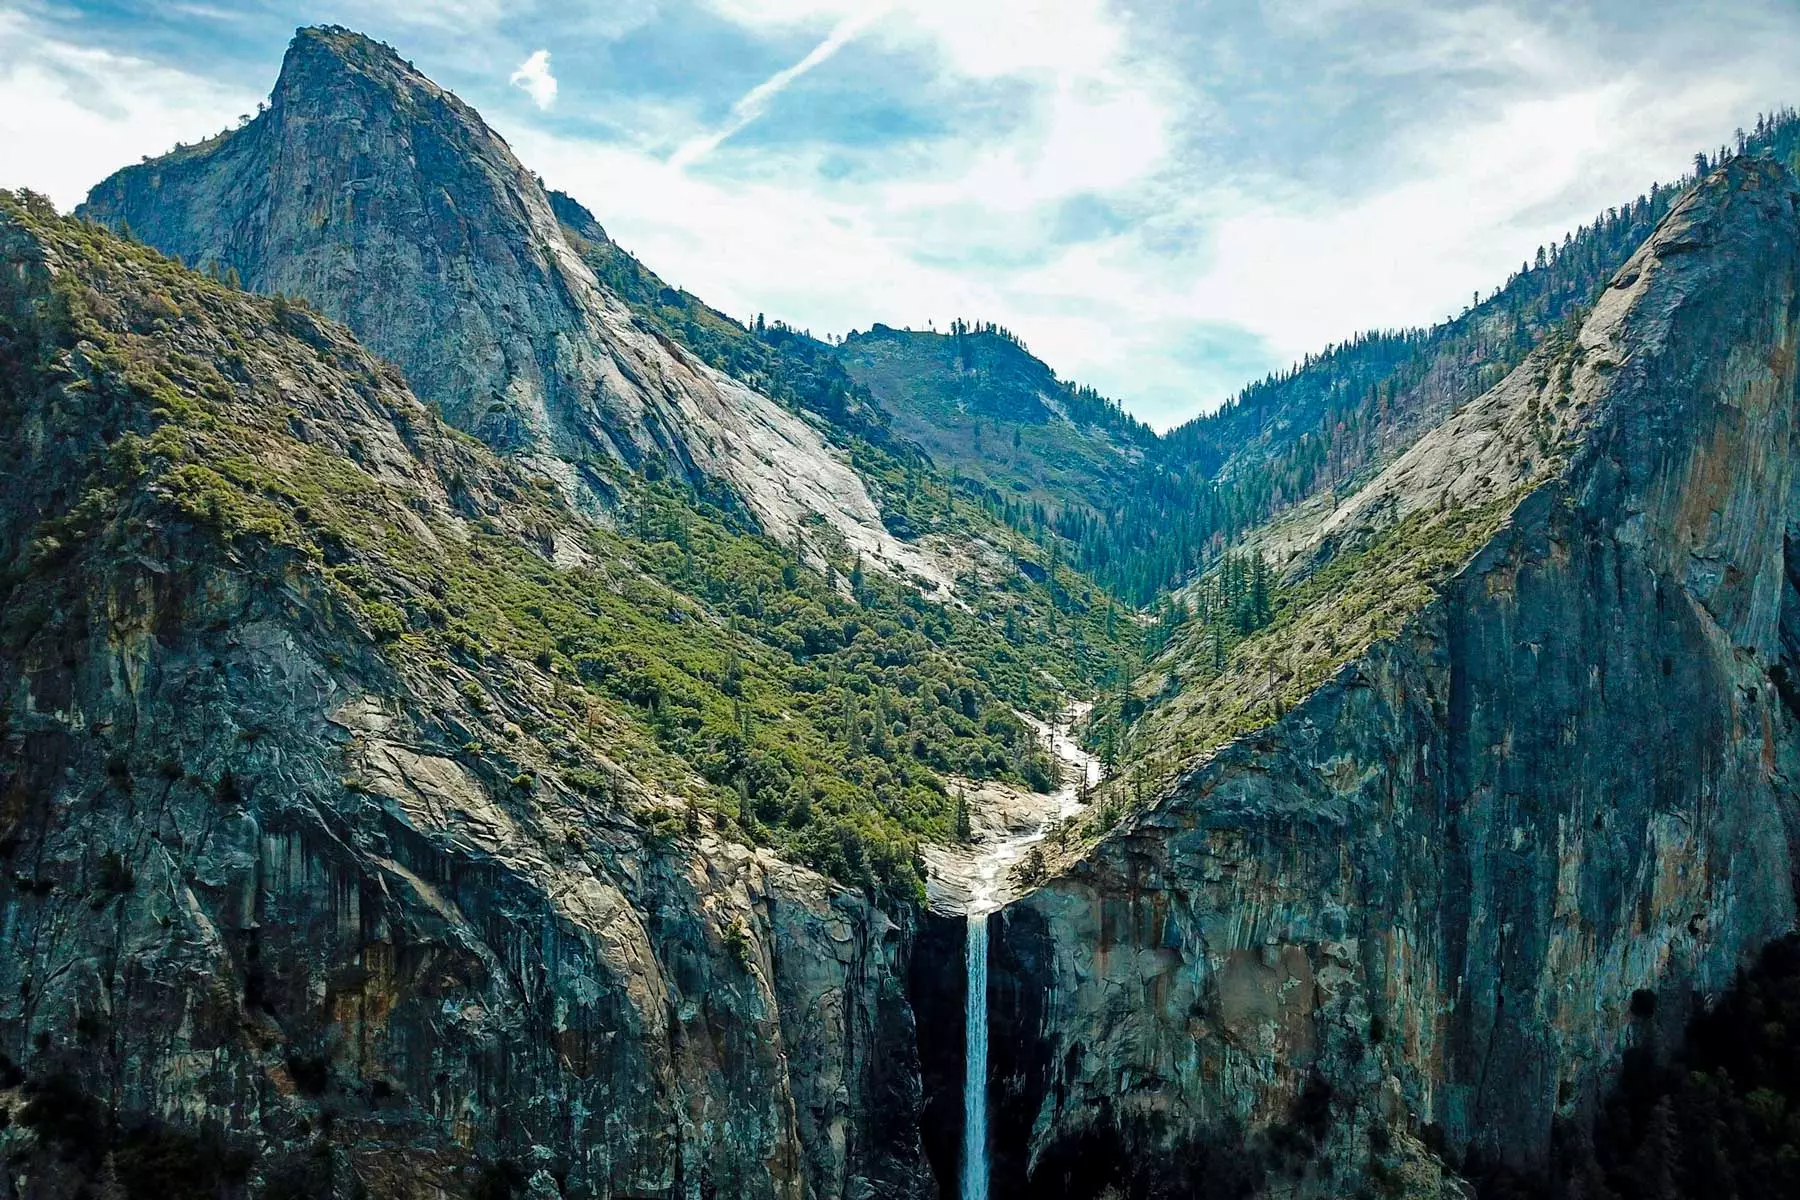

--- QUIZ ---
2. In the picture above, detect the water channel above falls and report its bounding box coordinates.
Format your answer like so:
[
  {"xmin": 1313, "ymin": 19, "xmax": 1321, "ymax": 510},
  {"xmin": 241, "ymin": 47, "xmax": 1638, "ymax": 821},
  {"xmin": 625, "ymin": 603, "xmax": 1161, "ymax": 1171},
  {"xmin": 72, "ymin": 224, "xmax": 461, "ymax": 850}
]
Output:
[{"xmin": 915, "ymin": 703, "xmax": 1102, "ymax": 1200}]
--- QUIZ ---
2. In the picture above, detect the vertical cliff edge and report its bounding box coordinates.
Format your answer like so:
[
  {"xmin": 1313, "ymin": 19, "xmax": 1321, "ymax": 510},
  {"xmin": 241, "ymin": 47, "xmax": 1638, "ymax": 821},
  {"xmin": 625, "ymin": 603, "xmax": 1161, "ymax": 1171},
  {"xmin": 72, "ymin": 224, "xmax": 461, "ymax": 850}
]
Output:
[
  {"xmin": 0, "ymin": 193, "xmax": 928, "ymax": 1199},
  {"xmin": 990, "ymin": 157, "xmax": 1800, "ymax": 1196}
]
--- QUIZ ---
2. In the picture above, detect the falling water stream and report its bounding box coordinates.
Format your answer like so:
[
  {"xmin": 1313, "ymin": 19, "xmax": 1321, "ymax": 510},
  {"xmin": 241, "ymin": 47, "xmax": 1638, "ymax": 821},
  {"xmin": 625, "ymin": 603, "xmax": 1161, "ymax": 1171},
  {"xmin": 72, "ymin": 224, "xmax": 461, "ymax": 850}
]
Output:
[
  {"xmin": 954, "ymin": 703, "xmax": 1101, "ymax": 1200},
  {"xmin": 962, "ymin": 912, "xmax": 990, "ymax": 1200}
]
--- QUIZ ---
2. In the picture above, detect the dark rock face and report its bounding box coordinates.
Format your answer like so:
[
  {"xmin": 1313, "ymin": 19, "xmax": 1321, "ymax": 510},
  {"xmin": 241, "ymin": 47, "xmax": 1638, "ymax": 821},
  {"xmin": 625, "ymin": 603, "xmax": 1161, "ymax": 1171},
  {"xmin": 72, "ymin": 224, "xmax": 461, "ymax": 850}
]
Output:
[
  {"xmin": 991, "ymin": 159, "xmax": 1800, "ymax": 1196},
  {"xmin": 905, "ymin": 912, "xmax": 969, "ymax": 1196},
  {"xmin": 0, "ymin": 198, "xmax": 928, "ymax": 1199},
  {"xmin": 988, "ymin": 903, "xmax": 1056, "ymax": 1194}
]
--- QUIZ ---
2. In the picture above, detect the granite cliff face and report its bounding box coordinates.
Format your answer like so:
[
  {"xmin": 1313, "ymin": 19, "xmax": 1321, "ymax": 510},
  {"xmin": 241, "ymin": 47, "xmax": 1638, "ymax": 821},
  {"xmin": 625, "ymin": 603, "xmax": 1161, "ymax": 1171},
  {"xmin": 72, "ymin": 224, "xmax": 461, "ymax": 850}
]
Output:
[
  {"xmin": 9, "ymin": 20, "xmax": 1800, "ymax": 1199},
  {"xmin": 78, "ymin": 27, "xmax": 948, "ymax": 590},
  {"xmin": 0, "ymin": 194, "xmax": 927, "ymax": 1199},
  {"xmin": 987, "ymin": 158, "xmax": 1800, "ymax": 1196}
]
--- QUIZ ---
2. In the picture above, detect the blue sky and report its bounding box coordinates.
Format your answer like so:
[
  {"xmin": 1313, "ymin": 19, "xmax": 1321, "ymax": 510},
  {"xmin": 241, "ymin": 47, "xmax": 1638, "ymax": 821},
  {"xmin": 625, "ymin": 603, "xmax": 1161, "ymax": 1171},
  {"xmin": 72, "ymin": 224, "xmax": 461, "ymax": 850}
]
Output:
[{"xmin": 5, "ymin": 1, "xmax": 1799, "ymax": 428}]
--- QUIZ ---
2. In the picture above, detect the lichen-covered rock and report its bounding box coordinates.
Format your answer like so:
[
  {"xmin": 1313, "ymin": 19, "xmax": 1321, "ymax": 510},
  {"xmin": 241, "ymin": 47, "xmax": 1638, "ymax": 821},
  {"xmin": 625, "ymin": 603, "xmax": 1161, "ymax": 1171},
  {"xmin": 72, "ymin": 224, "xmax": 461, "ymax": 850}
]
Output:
[{"xmin": 989, "ymin": 157, "xmax": 1800, "ymax": 1195}]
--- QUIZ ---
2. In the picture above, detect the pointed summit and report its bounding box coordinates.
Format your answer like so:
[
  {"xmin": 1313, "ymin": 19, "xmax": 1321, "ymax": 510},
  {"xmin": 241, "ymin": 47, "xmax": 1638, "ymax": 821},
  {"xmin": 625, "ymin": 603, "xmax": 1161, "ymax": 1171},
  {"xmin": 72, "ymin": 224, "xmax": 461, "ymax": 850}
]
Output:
[
  {"xmin": 80, "ymin": 27, "xmax": 948, "ymax": 586},
  {"xmin": 276, "ymin": 24, "xmax": 405, "ymax": 79},
  {"xmin": 81, "ymin": 21, "xmax": 592, "ymax": 456}
]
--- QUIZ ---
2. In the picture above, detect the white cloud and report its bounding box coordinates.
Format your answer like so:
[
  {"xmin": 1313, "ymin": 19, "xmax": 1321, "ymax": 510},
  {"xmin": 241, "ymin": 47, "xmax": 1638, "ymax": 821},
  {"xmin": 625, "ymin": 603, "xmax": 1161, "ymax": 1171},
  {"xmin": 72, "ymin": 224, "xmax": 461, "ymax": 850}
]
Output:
[
  {"xmin": 508, "ymin": 0, "xmax": 1180, "ymax": 368},
  {"xmin": 702, "ymin": 0, "xmax": 1127, "ymax": 78},
  {"xmin": 0, "ymin": 10, "xmax": 256, "ymax": 212},
  {"xmin": 1162, "ymin": 43, "xmax": 1777, "ymax": 368},
  {"xmin": 509, "ymin": 49, "xmax": 558, "ymax": 109}
]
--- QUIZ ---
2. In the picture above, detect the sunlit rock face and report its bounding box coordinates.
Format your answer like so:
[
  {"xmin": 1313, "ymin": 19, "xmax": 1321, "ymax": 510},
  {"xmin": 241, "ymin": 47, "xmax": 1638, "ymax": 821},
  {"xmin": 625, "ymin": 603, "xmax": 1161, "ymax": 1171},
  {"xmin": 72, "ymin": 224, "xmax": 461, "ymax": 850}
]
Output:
[
  {"xmin": 79, "ymin": 26, "xmax": 950, "ymax": 590},
  {"xmin": 990, "ymin": 158, "xmax": 1800, "ymax": 1197}
]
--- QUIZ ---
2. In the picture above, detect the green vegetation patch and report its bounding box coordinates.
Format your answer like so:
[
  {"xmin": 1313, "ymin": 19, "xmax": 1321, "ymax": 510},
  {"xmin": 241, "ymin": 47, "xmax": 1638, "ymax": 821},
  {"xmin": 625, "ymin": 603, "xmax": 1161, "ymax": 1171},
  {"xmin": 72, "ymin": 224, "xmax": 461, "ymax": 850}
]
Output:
[
  {"xmin": 1077, "ymin": 489, "xmax": 1528, "ymax": 840},
  {"xmin": 0, "ymin": 190, "xmax": 1133, "ymax": 901}
]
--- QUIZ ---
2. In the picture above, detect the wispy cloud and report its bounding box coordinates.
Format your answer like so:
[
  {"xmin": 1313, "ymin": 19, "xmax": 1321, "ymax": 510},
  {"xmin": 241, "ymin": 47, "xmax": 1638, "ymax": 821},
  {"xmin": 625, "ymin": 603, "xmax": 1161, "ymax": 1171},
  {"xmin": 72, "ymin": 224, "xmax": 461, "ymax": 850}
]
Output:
[
  {"xmin": 9, "ymin": 0, "xmax": 1800, "ymax": 428},
  {"xmin": 669, "ymin": 6, "xmax": 890, "ymax": 168},
  {"xmin": 0, "ymin": 9, "xmax": 256, "ymax": 211},
  {"xmin": 509, "ymin": 49, "xmax": 558, "ymax": 109}
]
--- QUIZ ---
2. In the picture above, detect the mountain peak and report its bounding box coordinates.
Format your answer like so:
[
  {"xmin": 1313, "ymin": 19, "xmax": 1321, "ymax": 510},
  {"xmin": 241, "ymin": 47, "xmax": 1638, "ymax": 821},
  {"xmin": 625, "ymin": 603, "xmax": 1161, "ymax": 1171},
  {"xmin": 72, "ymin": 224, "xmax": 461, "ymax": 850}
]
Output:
[
  {"xmin": 78, "ymin": 25, "xmax": 958, "ymax": 591},
  {"xmin": 278, "ymin": 24, "xmax": 417, "ymax": 90},
  {"xmin": 269, "ymin": 23, "xmax": 494, "ymax": 152},
  {"xmin": 548, "ymin": 189, "xmax": 609, "ymax": 243}
]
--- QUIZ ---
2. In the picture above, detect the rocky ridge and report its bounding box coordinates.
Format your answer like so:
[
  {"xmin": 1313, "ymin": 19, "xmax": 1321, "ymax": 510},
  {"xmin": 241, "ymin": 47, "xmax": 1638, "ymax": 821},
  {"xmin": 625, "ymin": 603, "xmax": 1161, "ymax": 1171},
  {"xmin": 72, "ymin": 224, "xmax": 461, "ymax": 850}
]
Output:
[
  {"xmin": 78, "ymin": 26, "xmax": 951, "ymax": 591},
  {"xmin": 987, "ymin": 157, "xmax": 1800, "ymax": 1195}
]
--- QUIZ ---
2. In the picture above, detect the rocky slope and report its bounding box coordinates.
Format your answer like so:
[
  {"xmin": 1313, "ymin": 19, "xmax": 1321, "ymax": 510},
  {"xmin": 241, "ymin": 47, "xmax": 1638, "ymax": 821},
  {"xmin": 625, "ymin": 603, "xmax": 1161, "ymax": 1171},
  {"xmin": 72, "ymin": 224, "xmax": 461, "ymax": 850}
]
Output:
[
  {"xmin": 0, "ymin": 192, "xmax": 930, "ymax": 1199},
  {"xmin": 77, "ymin": 26, "xmax": 949, "ymax": 590},
  {"xmin": 988, "ymin": 157, "xmax": 1800, "ymax": 1196}
]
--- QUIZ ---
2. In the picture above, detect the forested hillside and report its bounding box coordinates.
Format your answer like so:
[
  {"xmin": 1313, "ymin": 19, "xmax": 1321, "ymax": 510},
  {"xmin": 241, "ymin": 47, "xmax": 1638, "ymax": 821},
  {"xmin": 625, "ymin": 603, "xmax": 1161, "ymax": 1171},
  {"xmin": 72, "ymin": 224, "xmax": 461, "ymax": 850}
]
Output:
[
  {"xmin": 835, "ymin": 321, "xmax": 1155, "ymax": 518},
  {"xmin": 891, "ymin": 110, "xmax": 1800, "ymax": 605},
  {"xmin": 1, "ymin": 191, "xmax": 1128, "ymax": 906}
]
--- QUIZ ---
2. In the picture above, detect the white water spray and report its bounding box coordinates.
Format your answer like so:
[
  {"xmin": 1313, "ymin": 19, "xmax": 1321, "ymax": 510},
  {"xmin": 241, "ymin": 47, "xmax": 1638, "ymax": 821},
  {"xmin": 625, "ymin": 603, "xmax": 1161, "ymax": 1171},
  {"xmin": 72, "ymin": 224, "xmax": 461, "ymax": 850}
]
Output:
[{"xmin": 962, "ymin": 911, "xmax": 989, "ymax": 1200}]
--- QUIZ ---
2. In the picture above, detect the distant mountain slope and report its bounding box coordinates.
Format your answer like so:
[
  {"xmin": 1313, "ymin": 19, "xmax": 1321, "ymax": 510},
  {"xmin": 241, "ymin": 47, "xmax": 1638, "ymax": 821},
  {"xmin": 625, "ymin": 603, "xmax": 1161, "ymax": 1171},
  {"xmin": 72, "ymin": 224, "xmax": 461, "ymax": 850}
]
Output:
[
  {"xmin": 1063, "ymin": 109, "xmax": 1800, "ymax": 603},
  {"xmin": 835, "ymin": 322, "xmax": 1155, "ymax": 517},
  {"xmin": 77, "ymin": 26, "xmax": 945, "ymax": 588}
]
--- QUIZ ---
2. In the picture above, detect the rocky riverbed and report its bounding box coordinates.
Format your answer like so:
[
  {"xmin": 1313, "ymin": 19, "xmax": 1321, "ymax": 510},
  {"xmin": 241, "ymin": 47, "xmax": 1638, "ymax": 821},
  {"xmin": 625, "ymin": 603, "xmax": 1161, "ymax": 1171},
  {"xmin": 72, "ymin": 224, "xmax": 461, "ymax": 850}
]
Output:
[{"xmin": 920, "ymin": 702, "xmax": 1102, "ymax": 916}]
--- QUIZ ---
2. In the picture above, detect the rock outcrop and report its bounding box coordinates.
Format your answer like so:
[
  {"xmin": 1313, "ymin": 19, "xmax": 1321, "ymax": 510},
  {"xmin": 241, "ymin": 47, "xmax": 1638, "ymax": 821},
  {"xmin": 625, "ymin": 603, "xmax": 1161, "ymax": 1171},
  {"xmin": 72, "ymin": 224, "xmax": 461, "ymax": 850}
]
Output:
[
  {"xmin": 0, "ymin": 193, "xmax": 927, "ymax": 1199},
  {"xmin": 78, "ymin": 27, "xmax": 950, "ymax": 591},
  {"xmin": 989, "ymin": 158, "xmax": 1800, "ymax": 1195}
]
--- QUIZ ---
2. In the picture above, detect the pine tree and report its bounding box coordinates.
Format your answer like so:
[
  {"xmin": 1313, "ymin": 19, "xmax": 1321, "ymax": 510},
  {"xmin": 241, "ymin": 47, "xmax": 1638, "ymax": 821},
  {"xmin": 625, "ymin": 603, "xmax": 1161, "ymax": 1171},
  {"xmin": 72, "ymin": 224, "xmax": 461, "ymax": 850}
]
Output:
[{"xmin": 844, "ymin": 691, "xmax": 861, "ymax": 756}]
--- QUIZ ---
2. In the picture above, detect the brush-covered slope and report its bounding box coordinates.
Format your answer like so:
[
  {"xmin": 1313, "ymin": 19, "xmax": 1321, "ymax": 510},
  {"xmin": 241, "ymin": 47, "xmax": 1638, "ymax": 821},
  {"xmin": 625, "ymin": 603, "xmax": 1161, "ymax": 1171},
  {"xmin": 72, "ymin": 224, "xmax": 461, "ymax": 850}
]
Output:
[
  {"xmin": 77, "ymin": 26, "xmax": 943, "ymax": 587},
  {"xmin": 0, "ymin": 189, "xmax": 1126, "ymax": 1198},
  {"xmin": 835, "ymin": 322, "xmax": 1155, "ymax": 517},
  {"xmin": 987, "ymin": 157, "xmax": 1800, "ymax": 1197}
]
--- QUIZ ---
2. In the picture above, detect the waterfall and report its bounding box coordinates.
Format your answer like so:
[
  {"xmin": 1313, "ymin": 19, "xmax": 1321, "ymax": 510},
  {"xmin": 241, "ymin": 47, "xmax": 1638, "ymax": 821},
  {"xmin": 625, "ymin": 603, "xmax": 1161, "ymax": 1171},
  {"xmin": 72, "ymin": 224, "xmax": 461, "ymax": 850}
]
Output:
[
  {"xmin": 946, "ymin": 701, "xmax": 1097, "ymax": 1199},
  {"xmin": 962, "ymin": 911, "xmax": 989, "ymax": 1200}
]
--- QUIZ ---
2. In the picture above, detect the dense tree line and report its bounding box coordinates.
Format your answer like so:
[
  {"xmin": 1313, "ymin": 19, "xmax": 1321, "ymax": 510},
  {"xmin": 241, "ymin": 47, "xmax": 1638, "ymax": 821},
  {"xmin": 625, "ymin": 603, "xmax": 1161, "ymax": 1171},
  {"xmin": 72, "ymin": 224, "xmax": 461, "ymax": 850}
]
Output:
[{"xmin": 1468, "ymin": 934, "xmax": 1800, "ymax": 1199}]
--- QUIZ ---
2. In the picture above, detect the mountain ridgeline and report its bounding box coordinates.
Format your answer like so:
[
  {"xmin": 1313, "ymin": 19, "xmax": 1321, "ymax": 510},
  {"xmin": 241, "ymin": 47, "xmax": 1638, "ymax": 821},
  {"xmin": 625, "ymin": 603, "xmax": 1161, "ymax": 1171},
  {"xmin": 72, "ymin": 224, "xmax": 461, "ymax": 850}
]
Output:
[{"xmin": 2, "ymin": 20, "xmax": 1799, "ymax": 1200}]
